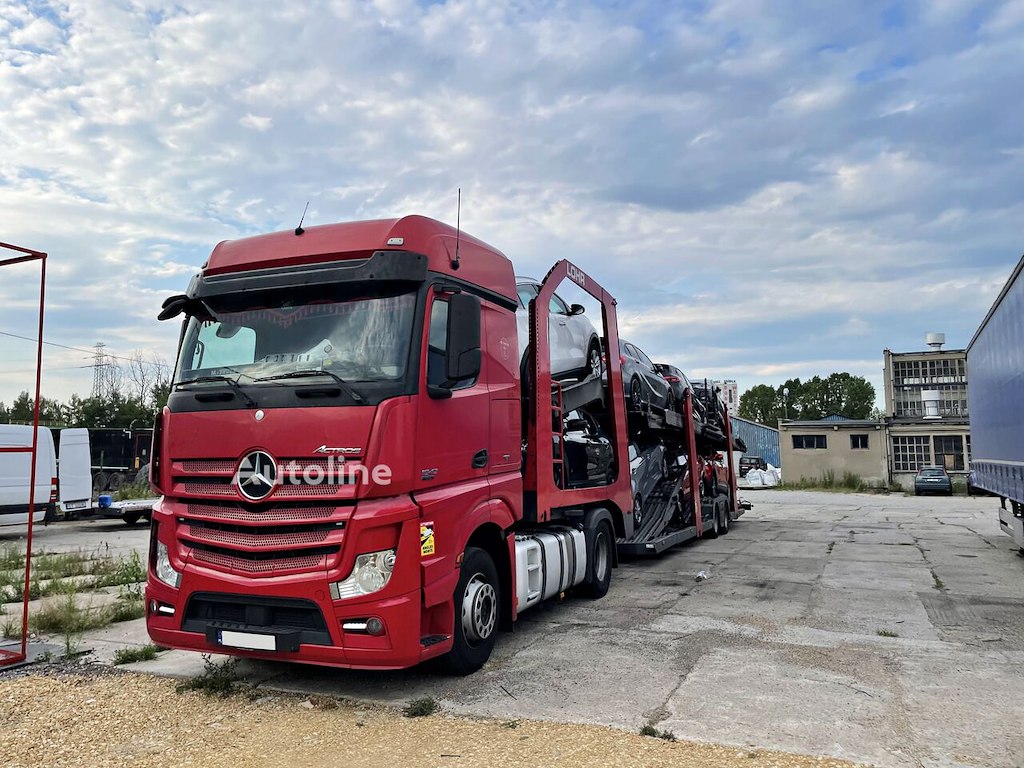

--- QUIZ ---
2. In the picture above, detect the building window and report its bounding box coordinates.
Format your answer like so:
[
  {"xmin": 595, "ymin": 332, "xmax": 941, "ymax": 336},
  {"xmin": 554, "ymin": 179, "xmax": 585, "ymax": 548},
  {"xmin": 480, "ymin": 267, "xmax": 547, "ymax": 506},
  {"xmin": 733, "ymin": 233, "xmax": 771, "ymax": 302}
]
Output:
[
  {"xmin": 792, "ymin": 435, "xmax": 827, "ymax": 449},
  {"xmin": 850, "ymin": 434, "xmax": 869, "ymax": 450},
  {"xmin": 933, "ymin": 435, "xmax": 965, "ymax": 471},
  {"xmin": 892, "ymin": 436, "xmax": 931, "ymax": 472}
]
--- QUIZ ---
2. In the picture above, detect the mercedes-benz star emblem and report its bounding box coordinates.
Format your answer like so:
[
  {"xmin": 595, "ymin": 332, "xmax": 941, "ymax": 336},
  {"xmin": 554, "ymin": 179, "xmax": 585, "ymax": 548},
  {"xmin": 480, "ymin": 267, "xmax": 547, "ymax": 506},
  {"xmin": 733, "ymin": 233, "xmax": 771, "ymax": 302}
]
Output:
[{"xmin": 235, "ymin": 450, "xmax": 277, "ymax": 501}]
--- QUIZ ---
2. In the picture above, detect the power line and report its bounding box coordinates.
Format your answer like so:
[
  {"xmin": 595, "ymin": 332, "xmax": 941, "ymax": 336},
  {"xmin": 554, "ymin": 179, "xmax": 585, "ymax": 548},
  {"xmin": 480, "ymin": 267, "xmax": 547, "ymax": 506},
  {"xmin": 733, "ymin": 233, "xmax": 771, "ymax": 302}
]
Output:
[{"xmin": 0, "ymin": 330, "xmax": 172, "ymax": 368}]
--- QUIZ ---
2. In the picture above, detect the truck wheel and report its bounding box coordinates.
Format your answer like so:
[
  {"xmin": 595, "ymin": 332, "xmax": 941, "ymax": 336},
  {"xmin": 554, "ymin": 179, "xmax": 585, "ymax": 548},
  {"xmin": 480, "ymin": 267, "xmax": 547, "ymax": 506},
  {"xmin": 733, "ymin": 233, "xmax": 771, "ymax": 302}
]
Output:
[
  {"xmin": 580, "ymin": 519, "xmax": 614, "ymax": 599},
  {"xmin": 107, "ymin": 472, "xmax": 126, "ymax": 491},
  {"xmin": 704, "ymin": 504, "xmax": 720, "ymax": 539},
  {"xmin": 122, "ymin": 513, "xmax": 140, "ymax": 526},
  {"xmin": 444, "ymin": 547, "xmax": 499, "ymax": 675},
  {"xmin": 632, "ymin": 496, "xmax": 643, "ymax": 528},
  {"xmin": 719, "ymin": 505, "xmax": 731, "ymax": 535},
  {"xmin": 93, "ymin": 472, "xmax": 109, "ymax": 493}
]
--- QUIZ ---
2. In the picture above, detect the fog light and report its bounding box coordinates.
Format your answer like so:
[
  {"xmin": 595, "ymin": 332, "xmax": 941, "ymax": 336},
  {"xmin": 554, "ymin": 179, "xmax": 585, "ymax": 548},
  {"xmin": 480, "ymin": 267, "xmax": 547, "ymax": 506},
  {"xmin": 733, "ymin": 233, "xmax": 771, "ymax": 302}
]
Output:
[
  {"xmin": 366, "ymin": 617, "xmax": 384, "ymax": 636},
  {"xmin": 149, "ymin": 599, "xmax": 158, "ymax": 614}
]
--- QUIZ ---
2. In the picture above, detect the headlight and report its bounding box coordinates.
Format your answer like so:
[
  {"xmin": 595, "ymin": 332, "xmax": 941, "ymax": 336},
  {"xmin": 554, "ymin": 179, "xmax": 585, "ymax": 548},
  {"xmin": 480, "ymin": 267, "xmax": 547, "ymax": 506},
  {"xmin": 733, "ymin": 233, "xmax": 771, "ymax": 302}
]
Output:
[
  {"xmin": 154, "ymin": 540, "xmax": 181, "ymax": 589},
  {"xmin": 330, "ymin": 549, "xmax": 396, "ymax": 600}
]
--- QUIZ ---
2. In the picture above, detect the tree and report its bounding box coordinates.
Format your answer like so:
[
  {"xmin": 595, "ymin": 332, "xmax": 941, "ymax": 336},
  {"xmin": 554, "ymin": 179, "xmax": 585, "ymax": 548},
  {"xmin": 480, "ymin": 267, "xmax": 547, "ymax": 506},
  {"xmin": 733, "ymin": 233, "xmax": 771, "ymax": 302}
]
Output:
[
  {"xmin": 739, "ymin": 373, "xmax": 877, "ymax": 423},
  {"xmin": 738, "ymin": 384, "xmax": 781, "ymax": 424}
]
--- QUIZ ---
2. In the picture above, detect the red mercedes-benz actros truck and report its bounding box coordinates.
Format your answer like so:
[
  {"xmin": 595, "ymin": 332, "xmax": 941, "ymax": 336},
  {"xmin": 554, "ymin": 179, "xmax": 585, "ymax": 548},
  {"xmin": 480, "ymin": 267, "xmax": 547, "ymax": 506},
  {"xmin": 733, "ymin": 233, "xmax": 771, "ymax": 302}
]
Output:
[{"xmin": 145, "ymin": 215, "xmax": 742, "ymax": 673}]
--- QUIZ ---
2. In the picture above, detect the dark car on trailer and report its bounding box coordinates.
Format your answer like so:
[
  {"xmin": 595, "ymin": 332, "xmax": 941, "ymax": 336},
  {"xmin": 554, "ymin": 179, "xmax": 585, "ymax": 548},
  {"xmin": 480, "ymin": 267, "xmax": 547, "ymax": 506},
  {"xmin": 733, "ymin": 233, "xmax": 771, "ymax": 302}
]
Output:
[{"xmin": 654, "ymin": 363, "xmax": 706, "ymax": 423}]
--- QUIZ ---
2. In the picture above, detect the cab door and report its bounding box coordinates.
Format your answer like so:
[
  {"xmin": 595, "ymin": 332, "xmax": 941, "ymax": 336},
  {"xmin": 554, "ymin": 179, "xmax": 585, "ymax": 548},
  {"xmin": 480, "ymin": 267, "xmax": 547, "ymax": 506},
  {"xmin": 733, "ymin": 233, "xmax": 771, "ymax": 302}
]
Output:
[{"xmin": 414, "ymin": 291, "xmax": 490, "ymax": 490}]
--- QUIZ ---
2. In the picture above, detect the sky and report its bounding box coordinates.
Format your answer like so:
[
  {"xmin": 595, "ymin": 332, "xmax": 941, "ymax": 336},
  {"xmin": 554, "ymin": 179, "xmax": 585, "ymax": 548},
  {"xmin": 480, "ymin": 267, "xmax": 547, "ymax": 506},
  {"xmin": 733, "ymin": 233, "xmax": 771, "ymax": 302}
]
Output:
[{"xmin": 1, "ymin": 0, "xmax": 1022, "ymax": 409}]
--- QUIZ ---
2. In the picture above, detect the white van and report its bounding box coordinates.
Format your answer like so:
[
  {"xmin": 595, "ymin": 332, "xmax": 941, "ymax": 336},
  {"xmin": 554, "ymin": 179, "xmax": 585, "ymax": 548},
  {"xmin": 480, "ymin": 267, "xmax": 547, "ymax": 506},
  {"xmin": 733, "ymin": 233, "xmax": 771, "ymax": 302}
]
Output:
[
  {"xmin": 0, "ymin": 425, "xmax": 57, "ymax": 527},
  {"xmin": 58, "ymin": 428, "xmax": 91, "ymax": 514}
]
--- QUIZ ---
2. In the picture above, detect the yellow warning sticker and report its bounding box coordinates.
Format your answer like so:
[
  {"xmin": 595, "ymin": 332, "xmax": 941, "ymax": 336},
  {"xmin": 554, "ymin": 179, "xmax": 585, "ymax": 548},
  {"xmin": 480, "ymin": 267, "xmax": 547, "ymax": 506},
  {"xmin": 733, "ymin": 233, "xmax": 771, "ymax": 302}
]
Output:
[{"xmin": 420, "ymin": 522, "xmax": 435, "ymax": 556}]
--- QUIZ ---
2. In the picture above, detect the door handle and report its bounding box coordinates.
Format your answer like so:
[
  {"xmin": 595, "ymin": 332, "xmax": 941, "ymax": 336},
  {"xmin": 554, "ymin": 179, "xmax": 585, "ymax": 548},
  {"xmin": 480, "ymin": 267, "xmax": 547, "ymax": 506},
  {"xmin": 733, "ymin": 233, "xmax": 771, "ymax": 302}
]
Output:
[{"xmin": 472, "ymin": 449, "xmax": 489, "ymax": 469}]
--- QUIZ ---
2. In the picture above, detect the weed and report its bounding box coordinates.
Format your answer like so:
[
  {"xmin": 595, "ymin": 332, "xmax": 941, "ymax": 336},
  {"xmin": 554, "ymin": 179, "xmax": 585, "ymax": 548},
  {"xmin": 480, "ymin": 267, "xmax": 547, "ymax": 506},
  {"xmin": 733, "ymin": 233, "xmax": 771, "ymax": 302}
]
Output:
[
  {"xmin": 1, "ymin": 617, "xmax": 18, "ymax": 639},
  {"xmin": 501, "ymin": 719, "xmax": 520, "ymax": 729},
  {"xmin": 876, "ymin": 629, "xmax": 898, "ymax": 638},
  {"xmin": 113, "ymin": 644, "xmax": 161, "ymax": 665},
  {"xmin": 30, "ymin": 592, "xmax": 110, "ymax": 635},
  {"xmin": 36, "ymin": 650, "xmax": 53, "ymax": 662},
  {"xmin": 0, "ymin": 544, "xmax": 25, "ymax": 570},
  {"xmin": 826, "ymin": 541, "xmax": 836, "ymax": 554},
  {"xmin": 109, "ymin": 598, "xmax": 146, "ymax": 623},
  {"xmin": 403, "ymin": 697, "xmax": 440, "ymax": 717},
  {"xmin": 931, "ymin": 570, "xmax": 946, "ymax": 591},
  {"xmin": 640, "ymin": 724, "xmax": 677, "ymax": 741},
  {"xmin": 175, "ymin": 655, "xmax": 240, "ymax": 697}
]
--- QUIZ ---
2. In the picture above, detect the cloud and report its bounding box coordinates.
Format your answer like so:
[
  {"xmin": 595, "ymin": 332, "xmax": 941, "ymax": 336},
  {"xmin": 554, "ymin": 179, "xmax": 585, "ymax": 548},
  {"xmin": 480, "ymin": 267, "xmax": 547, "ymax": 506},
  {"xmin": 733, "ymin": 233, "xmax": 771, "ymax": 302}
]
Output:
[{"xmin": 0, "ymin": 0, "xmax": 1020, "ymax": 408}]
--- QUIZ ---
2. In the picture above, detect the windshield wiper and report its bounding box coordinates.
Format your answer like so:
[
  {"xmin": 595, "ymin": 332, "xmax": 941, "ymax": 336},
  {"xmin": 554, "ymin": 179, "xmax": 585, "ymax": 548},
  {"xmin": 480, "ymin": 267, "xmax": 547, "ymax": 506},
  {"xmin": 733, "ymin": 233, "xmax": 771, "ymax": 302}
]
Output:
[
  {"xmin": 173, "ymin": 375, "xmax": 257, "ymax": 408},
  {"xmin": 254, "ymin": 369, "xmax": 366, "ymax": 404}
]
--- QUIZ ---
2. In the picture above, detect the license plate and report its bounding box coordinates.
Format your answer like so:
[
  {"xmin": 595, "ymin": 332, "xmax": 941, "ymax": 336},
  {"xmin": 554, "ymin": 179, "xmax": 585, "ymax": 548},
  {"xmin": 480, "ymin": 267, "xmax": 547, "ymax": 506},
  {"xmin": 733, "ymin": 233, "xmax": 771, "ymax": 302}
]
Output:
[
  {"xmin": 218, "ymin": 630, "xmax": 277, "ymax": 651},
  {"xmin": 64, "ymin": 500, "xmax": 88, "ymax": 510}
]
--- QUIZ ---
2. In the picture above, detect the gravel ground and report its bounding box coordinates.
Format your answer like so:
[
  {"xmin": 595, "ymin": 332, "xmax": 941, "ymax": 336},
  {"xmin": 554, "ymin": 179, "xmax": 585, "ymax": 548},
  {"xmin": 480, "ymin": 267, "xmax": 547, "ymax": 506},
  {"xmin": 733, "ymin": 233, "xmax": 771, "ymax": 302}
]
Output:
[{"xmin": 0, "ymin": 670, "xmax": 864, "ymax": 768}]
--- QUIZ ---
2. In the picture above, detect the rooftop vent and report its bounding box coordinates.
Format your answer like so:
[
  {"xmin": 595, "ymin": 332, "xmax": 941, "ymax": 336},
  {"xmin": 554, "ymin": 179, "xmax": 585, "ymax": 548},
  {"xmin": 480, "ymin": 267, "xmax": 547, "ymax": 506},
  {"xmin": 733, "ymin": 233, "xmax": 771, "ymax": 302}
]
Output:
[{"xmin": 925, "ymin": 332, "xmax": 945, "ymax": 350}]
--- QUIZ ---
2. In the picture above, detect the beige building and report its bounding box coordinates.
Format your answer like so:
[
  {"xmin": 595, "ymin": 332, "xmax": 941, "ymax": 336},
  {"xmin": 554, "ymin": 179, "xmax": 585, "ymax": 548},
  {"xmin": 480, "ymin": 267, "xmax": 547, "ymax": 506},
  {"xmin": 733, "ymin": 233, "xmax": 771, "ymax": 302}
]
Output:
[
  {"xmin": 779, "ymin": 418, "xmax": 888, "ymax": 485},
  {"xmin": 883, "ymin": 340, "xmax": 970, "ymax": 489}
]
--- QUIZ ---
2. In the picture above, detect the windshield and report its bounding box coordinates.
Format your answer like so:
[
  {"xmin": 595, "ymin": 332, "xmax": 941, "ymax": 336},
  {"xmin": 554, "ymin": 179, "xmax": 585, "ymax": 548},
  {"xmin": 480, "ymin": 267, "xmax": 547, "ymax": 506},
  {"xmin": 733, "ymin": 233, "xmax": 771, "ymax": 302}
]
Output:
[
  {"xmin": 919, "ymin": 468, "xmax": 946, "ymax": 477},
  {"xmin": 174, "ymin": 291, "xmax": 417, "ymax": 386}
]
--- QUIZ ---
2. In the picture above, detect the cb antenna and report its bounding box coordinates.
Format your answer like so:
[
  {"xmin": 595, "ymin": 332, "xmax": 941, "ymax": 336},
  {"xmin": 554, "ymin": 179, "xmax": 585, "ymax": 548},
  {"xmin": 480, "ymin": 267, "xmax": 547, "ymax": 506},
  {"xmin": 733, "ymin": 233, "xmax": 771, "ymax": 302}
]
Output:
[
  {"xmin": 451, "ymin": 188, "xmax": 461, "ymax": 270},
  {"xmin": 294, "ymin": 201, "xmax": 309, "ymax": 236}
]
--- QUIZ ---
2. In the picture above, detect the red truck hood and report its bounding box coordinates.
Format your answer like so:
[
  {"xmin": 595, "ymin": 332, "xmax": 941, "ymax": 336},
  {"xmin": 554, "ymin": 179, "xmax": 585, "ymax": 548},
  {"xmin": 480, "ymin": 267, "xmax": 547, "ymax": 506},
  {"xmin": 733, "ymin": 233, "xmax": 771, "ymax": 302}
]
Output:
[{"xmin": 163, "ymin": 406, "xmax": 380, "ymax": 503}]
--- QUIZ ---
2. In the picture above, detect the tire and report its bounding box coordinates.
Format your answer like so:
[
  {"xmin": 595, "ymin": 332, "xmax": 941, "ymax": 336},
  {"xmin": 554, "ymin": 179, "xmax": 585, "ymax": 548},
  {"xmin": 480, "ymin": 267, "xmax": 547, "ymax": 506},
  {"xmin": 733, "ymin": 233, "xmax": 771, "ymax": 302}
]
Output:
[
  {"xmin": 664, "ymin": 390, "xmax": 675, "ymax": 414},
  {"xmin": 720, "ymin": 505, "xmax": 731, "ymax": 535},
  {"xmin": 107, "ymin": 472, "xmax": 126, "ymax": 491},
  {"xmin": 580, "ymin": 519, "xmax": 614, "ymax": 599},
  {"xmin": 92, "ymin": 472, "xmax": 109, "ymax": 493},
  {"xmin": 584, "ymin": 339, "xmax": 602, "ymax": 381},
  {"xmin": 630, "ymin": 377, "xmax": 644, "ymax": 411},
  {"xmin": 443, "ymin": 547, "xmax": 500, "ymax": 675},
  {"xmin": 704, "ymin": 503, "xmax": 720, "ymax": 539},
  {"xmin": 122, "ymin": 513, "xmax": 140, "ymax": 526},
  {"xmin": 632, "ymin": 495, "xmax": 643, "ymax": 529},
  {"xmin": 914, "ymin": 490, "xmax": 921, "ymax": 496}
]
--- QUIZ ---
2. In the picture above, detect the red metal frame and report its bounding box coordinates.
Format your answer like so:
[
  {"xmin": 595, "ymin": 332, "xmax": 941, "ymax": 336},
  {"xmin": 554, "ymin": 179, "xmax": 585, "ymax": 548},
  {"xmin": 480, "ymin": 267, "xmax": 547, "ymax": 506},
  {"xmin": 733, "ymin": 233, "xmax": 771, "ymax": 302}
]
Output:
[
  {"xmin": 524, "ymin": 260, "xmax": 634, "ymax": 528},
  {"xmin": 723, "ymin": 411, "xmax": 739, "ymax": 516},
  {"xmin": 684, "ymin": 389, "xmax": 703, "ymax": 535},
  {"xmin": 0, "ymin": 242, "xmax": 47, "ymax": 667}
]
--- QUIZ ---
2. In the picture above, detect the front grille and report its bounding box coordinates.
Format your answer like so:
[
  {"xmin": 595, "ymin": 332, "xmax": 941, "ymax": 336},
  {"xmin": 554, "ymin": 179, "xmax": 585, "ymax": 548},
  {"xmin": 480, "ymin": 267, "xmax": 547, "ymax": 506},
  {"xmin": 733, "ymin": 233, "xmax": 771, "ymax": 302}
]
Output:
[
  {"xmin": 182, "ymin": 592, "xmax": 332, "ymax": 645},
  {"xmin": 171, "ymin": 456, "xmax": 356, "ymax": 576}
]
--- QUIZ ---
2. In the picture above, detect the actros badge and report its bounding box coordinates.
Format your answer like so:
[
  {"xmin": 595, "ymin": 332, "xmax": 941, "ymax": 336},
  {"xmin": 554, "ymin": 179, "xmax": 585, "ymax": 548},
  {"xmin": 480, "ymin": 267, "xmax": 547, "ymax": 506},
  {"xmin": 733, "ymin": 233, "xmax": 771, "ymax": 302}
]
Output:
[{"xmin": 235, "ymin": 450, "xmax": 278, "ymax": 501}]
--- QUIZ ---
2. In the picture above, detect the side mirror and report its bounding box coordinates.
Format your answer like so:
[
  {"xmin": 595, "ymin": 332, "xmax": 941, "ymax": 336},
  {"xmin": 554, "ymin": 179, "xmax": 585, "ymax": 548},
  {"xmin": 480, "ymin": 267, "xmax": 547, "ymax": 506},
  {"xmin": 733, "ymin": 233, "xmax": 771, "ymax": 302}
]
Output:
[
  {"xmin": 446, "ymin": 292, "xmax": 481, "ymax": 382},
  {"xmin": 569, "ymin": 303, "xmax": 585, "ymax": 316}
]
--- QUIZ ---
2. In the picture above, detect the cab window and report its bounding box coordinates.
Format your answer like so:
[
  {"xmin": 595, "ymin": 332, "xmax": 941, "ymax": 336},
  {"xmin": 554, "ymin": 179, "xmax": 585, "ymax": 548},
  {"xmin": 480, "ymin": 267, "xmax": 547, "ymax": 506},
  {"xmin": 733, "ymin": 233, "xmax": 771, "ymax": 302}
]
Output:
[
  {"xmin": 426, "ymin": 298, "xmax": 476, "ymax": 390},
  {"xmin": 516, "ymin": 284, "xmax": 538, "ymax": 308}
]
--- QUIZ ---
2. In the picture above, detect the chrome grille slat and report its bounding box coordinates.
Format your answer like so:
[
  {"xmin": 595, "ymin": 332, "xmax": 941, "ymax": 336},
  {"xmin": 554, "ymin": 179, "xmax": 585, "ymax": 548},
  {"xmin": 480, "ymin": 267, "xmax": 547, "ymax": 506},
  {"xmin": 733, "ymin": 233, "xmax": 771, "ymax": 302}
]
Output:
[
  {"xmin": 192, "ymin": 549, "xmax": 324, "ymax": 574},
  {"xmin": 185, "ymin": 524, "xmax": 331, "ymax": 549},
  {"xmin": 185, "ymin": 502, "xmax": 336, "ymax": 523}
]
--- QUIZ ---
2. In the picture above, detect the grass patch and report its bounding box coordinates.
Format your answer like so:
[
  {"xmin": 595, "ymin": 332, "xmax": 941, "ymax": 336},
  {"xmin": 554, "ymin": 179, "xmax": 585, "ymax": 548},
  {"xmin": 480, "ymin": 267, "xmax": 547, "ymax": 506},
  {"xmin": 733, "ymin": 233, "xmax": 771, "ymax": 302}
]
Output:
[
  {"xmin": 779, "ymin": 471, "xmax": 903, "ymax": 494},
  {"xmin": 176, "ymin": 655, "xmax": 240, "ymax": 697},
  {"xmin": 113, "ymin": 644, "xmax": 162, "ymax": 665},
  {"xmin": 30, "ymin": 592, "xmax": 113, "ymax": 635},
  {"xmin": 403, "ymin": 697, "xmax": 440, "ymax": 717},
  {"xmin": 501, "ymin": 719, "xmax": 520, "ymax": 729},
  {"xmin": 640, "ymin": 724, "xmax": 677, "ymax": 741},
  {"xmin": 931, "ymin": 569, "xmax": 946, "ymax": 591},
  {"xmin": 876, "ymin": 629, "xmax": 899, "ymax": 638},
  {"xmin": 114, "ymin": 480, "xmax": 151, "ymax": 501}
]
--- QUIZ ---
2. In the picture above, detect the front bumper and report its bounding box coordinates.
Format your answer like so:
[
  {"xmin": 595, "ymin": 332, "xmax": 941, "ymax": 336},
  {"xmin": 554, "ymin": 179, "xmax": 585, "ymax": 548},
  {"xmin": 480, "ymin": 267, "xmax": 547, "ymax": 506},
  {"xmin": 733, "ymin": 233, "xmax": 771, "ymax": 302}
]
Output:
[{"xmin": 146, "ymin": 576, "xmax": 442, "ymax": 669}]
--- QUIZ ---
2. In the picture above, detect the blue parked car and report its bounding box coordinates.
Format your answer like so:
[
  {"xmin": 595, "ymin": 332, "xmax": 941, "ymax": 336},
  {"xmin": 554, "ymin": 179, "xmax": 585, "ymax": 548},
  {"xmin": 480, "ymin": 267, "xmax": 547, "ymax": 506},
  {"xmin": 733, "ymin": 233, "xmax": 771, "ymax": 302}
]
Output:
[{"xmin": 914, "ymin": 467, "xmax": 953, "ymax": 496}]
